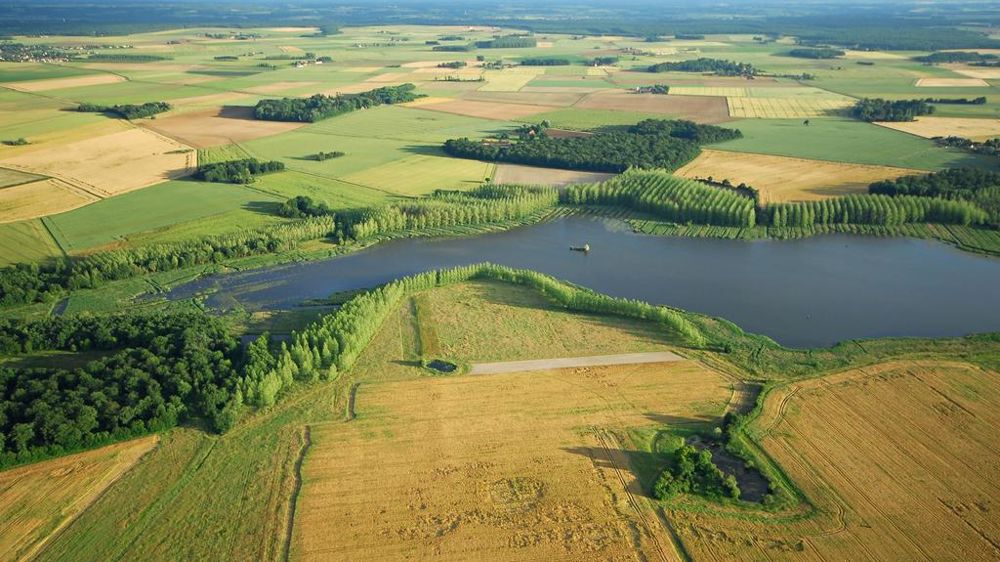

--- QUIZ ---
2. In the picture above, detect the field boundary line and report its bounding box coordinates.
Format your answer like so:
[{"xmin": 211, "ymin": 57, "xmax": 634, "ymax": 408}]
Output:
[
  {"xmin": 280, "ymin": 425, "xmax": 311, "ymax": 562},
  {"xmin": 39, "ymin": 216, "xmax": 70, "ymax": 257},
  {"xmin": 469, "ymin": 351, "xmax": 684, "ymax": 374}
]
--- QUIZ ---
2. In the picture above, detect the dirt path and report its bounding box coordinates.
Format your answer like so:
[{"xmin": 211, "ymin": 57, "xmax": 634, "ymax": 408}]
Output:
[{"xmin": 469, "ymin": 351, "xmax": 684, "ymax": 375}]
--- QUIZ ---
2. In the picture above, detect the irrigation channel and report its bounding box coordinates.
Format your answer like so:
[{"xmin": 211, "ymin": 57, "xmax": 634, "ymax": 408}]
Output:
[{"xmin": 167, "ymin": 216, "xmax": 1000, "ymax": 348}]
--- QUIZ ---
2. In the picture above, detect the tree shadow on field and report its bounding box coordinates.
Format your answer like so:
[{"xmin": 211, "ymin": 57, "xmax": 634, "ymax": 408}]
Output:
[
  {"xmin": 562, "ymin": 444, "xmax": 664, "ymax": 498},
  {"xmin": 643, "ymin": 412, "xmax": 720, "ymax": 429},
  {"xmin": 243, "ymin": 200, "xmax": 283, "ymax": 216},
  {"xmin": 400, "ymin": 144, "xmax": 447, "ymax": 157}
]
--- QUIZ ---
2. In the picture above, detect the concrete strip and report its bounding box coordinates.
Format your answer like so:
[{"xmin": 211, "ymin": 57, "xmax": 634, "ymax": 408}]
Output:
[{"xmin": 469, "ymin": 351, "xmax": 685, "ymax": 375}]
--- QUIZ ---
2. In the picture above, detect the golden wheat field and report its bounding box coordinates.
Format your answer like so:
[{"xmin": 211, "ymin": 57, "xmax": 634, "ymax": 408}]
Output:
[
  {"xmin": 875, "ymin": 117, "xmax": 1000, "ymax": 141},
  {"xmin": 668, "ymin": 361, "xmax": 1000, "ymax": 561},
  {"xmin": 0, "ymin": 436, "xmax": 158, "ymax": 562},
  {"xmin": 0, "ymin": 177, "xmax": 99, "ymax": 223},
  {"xmin": 675, "ymin": 149, "xmax": 920, "ymax": 202},
  {"xmin": 291, "ymin": 360, "xmax": 731, "ymax": 562}
]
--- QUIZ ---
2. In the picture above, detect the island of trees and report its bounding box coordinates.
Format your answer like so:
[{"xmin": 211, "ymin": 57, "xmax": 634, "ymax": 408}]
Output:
[
  {"xmin": 648, "ymin": 58, "xmax": 757, "ymax": 77},
  {"xmin": 851, "ymin": 98, "xmax": 934, "ymax": 122},
  {"xmin": 253, "ymin": 83, "xmax": 422, "ymax": 123},
  {"xmin": 443, "ymin": 118, "xmax": 743, "ymax": 173},
  {"xmin": 192, "ymin": 158, "xmax": 285, "ymax": 183},
  {"xmin": 476, "ymin": 35, "xmax": 536, "ymax": 49},
  {"xmin": 77, "ymin": 101, "xmax": 171, "ymax": 119}
]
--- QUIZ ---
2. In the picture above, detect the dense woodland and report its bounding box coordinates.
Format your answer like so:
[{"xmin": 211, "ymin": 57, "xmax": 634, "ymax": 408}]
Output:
[
  {"xmin": 0, "ymin": 312, "xmax": 243, "ymax": 466},
  {"xmin": 647, "ymin": 58, "xmax": 757, "ymax": 76},
  {"xmin": 851, "ymin": 98, "xmax": 934, "ymax": 122},
  {"xmin": 192, "ymin": 159, "xmax": 284, "ymax": 183},
  {"xmin": 914, "ymin": 51, "xmax": 997, "ymax": 64},
  {"xmin": 518, "ymin": 57, "xmax": 571, "ymax": 66},
  {"xmin": 443, "ymin": 119, "xmax": 742, "ymax": 172},
  {"xmin": 253, "ymin": 83, "xmax": 421, "ymax": 122},
  {"xmin": 77, "ymin": 101, "xmax": 171, "ymax": 119},
  {"xmin": 786, "ymin": 47, "xmax": 844, "ymax": 59}
]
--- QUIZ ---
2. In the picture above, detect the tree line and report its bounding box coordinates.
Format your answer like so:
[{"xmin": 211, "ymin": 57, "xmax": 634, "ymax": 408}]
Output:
[
  {"xmin": 518, "ymin": 57, "xmax": 570, "ymax": 66},
  {"xmin": 914, "ymin": 51, "xmax": 996, "ymax": 64},
  {"xmin": 0, "ymin": 217, "xmax": 335, "ymax": 307},
  {"xmin": 192, "ymin": 158, "xmax": 285, "ymax": 183},
  {"xmin": 870, "ymin": 168, "xmax": 1000, "ymax": 225},
  {"xmin": 0, "ymin": 312, "xmax": 243, "ymax": 467},
  {"xmin": 475, "ymin": 35, "xmax": 536, "ymax": 48},
  {"xmin": 77, "ymin": 101, "xmax": 171, "ymax": 119},
  {"xmin": 787, "ymin": 47, "xmax": 844, "ymax": 59},
  {"xmin": 760, "ymin": 194, "xmax": 987, "ymax": 227},
  {"xmin": 851, "ymin": 98, "xmax": 934, "ymax": 122},
  {"xmin": 253, "ymin": 83, "xmax": 421, "ymax": 123},
  {"xmin": 924, "ymin": 97, "xmax": 987, "ymax": 105},
  {"xmin": 647, "ymin": 58, "xmax": 757, "ymax": 77},
  {"xmin": 443, "ymin": 119, "xmax": 742, "ymax": 173}
]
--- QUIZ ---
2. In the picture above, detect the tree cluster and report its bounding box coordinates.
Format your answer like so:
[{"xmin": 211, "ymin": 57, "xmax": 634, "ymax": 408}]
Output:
[
  {"xmin": 436, "ymin": 60, "xmax": 466, "ymax": 68},
  {"xmin": 870, "ymin": 168, "xmax": 1000, "ymax": 224},
  {"xmin": 81, "ymin": 53, "xmax": 169, "ymax": 62},
  {"xmin": 563, "ymin": 170, "xmax": 756, "ymax": 227},
  {"xmin": 76, "ymin": 101, "xmax": 171, "ymax": 119},
  {"xmin": 914, "ymin": 51, "xmax": 996, "ymax": 64},
  {"xmin": 443, "ymin": 119, "xmax": 740, "ymax": 173},
  {"xmin": 648, "ymin": 58, "xmax": 756, "ymax": 76},
  {"xmin": 787, "ymin": 47, "xmax": 844, "ymax": 59},
  {"xmin": 0, "ymin": 312, "xmax": 243, "ymax": 467},
  {"xmin": 432, "ymin": 45, "xmax": 472, "ymax": 52},
  {"xmin": 475, "ymin": 36, "xmax": 536, "ymax": 49},
  {"xmin": 851, "ymin": 98, "xmax": 934, "ymax": 122},
  {"xmin": 278, "ymin": 195, "xmax": 334, "ymax": 218},
  {"xmin": 192, "ymin": 158, "xmax": 284, "ymax": 184},
  {"xmin": 652, "ymin": 444, "xmax": 740, "ymax": 500},
  {"xmin": 924, "ymin": 97, "xmax": 987, "ymax": 105},
  {"xmin": 519, "ymin": 57, "xmax": 571, "ymax": 66},
  {"xmin": 309, "ymin": 150, "xmax": 345, "ymax": 161},
  {"xmin": 253, "ymin": 83, "xmax": 421, "ymax": 123}
]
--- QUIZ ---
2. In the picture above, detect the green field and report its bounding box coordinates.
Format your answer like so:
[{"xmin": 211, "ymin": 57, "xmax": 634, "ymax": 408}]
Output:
[
  {"xmin": 714, "ymin": 118, "xmax": 993, "ymax": 169},
  {"xmin": 0, "ymin": 220, "xmax": 63, "ymax": 266},
  {"xmin": 44, "ymin": 180, "xmax": 281, "ymax": 252}
]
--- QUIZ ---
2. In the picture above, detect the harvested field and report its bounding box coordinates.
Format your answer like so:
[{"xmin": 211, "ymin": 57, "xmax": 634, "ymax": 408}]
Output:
[
  {"xmin": 292, "ymin": 360, "xmax": 729, "ymax": 562},
  {"xmin": 1, "ymin": 73, "xmax": 125, "ymax": 93},
  {"xmin": 141, "ymin": 105, "xmax": 305, "ymax": 148},
  {"xmin": 672, "ymin": 361, "xmax": 1000, "ymax": 561},
  {"xmin": 947, "ymin": 65, "xmax": 1000, "ymax": 80},
  {"xmin": 841, "ymin": 49, "xmax": 907, "ymax": 59},
  {"xmin": 674, "ymin": 149, "xmax": 921, "ymax": 202},
  {"xmin": 0, "ymin": 178, "xmax": 99, "ymax": 223},
  {"xmin": 492, "ymin": 163, "xmax": 614, "ymax": 187},
  {"xmin": 727, "ymin": 97, "xmax": 854, "ymax": 118},
  {"xmin": 479, "ymin": 69, "xmax": 545, "ymax": 92},
  {"xmin": 463, "ymin": 91, "xmax": 584, "ymax": 107},
  {"xmin": 364, "ymin": 72, "xmax": 413, "ymax": 83},
  {"xmin": 874, "ymin": 116, "xmax": 1000, "ymax": 141},
  {"xmin": 0, "ymin": 436, "xmax": 158, "ymax": 562},
  {"xmin": 0, "ymin": 127, "xmax": 194, "ymax": 198},
  {"xmin": 410, "ymin": 98, "xmax": 551, "ymax": 120},
  {"xmin": 469, "ymin": 350, "xmax": 684, "ymax": 374},
  {"xmin": 575, "ymin": 92, "xmax": 731, "ymax": 123},
  {"xmin": 279, "ymin": 45, "xmax": 305, "ymax": 54},
  {"xmin": 167, "ymin": 92, "xmax": 253, "ymax": 108},
  {"xmin": 915, "ymin": 77, "xmax": 990, "ymax": 87}
]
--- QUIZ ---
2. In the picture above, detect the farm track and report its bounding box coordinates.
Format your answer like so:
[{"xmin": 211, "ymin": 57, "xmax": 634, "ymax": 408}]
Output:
[{"xmin": 468, "ymin": 351, "xmax": 685, "ymax": 374}]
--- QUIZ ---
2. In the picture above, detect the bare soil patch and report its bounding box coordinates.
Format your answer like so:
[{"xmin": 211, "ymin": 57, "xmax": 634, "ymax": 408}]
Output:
[
  {"xmin": 576, "ymin": 92, "xmax": 732, "ymax": 123},
  {"xmin": 492, "ymin": 163, "xmax": 614, "ymax": 188},
  {"xmin": 675, "ymin": 149, "xmax": 921, "ymax": 202},
  {"xmin": 141, "ymin": 105, "xmax": 306, "ymax": 148}
]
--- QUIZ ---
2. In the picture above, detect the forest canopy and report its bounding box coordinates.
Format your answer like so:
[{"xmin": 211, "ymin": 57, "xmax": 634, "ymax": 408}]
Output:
[{"xmin": 254, "ymin": 83, "xmax": 422, "ymax": 123}]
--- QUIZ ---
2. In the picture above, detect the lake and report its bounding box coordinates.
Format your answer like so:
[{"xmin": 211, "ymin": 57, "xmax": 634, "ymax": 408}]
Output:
[{"xmin": 167, "ymin": 216, "xmax": 1000, "ymax": 348}]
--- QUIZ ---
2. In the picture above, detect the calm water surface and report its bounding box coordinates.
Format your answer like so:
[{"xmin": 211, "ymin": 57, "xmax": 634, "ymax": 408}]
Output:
[{"xmin": 168, "ymin": 216, "xmax": 1000, "ymax": 347}]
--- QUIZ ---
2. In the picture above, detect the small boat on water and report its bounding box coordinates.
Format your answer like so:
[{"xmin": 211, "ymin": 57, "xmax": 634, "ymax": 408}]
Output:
[{"xmin": 570, "ymin": 243, "xmax": 591, "ymax": 253}]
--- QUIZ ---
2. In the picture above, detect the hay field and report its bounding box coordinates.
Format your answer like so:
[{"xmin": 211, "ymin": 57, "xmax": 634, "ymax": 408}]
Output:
[
  {"xmin": 672, "ymin": 361, "xmax": 1000, "ymax": 560},
  {"xmin": 875, "ymin": 116, "xmax": 1000, "ymax": 141},
  {"xmin": 0, "ymin": 436, "xmax": 158, "ymax": 562},
  {"xmin": 479, "ymin": 68, "xmax": 545, "ymax": 92},
  {"xmin": 409, "ymin": 98, "xmax": 552, "ymax": 120},
  {"xmin": 340, "ymin": 153, "xmax": 491, "ymax": 195},
  {"xmin": 915, "ymin": 77, "xmax": 990, "ymax": 87},
  {"xmin": 0, "ymin": 127, "xmax": 195, "ymax": 199},
  {"xmin": 142, "ymin": 106, "xmax": 306, "ymax": 147},
  {"xmin": 575, "ymin": 92, "xmax": 731, "ymax": 123},
  {"xmin": 727, "ymin": 97, "xmax": 854, "ymax": 118},
  {"xmin": 0, "ymin": 178, "xmax": 99, "ymax": 223},
  {"xmin": 292, "ymin": 360, "xmax": 730, "ymax": 562},
  {"xmin": 492, "ymin": 163, "xmax": 614, "ymax": 187},
  {"xmin": 675, "ymin": 149, "xmax": 920, "ymax": 202},
  {"xmin": 1, "ymin": 73, "xmax": 125, "ymax": 93}
]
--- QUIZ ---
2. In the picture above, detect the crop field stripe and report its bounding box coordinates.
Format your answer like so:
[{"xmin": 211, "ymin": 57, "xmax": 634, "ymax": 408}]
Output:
[{"xmin": 39, "ymin": 216, "xmax": 71, "ymax": 257}]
